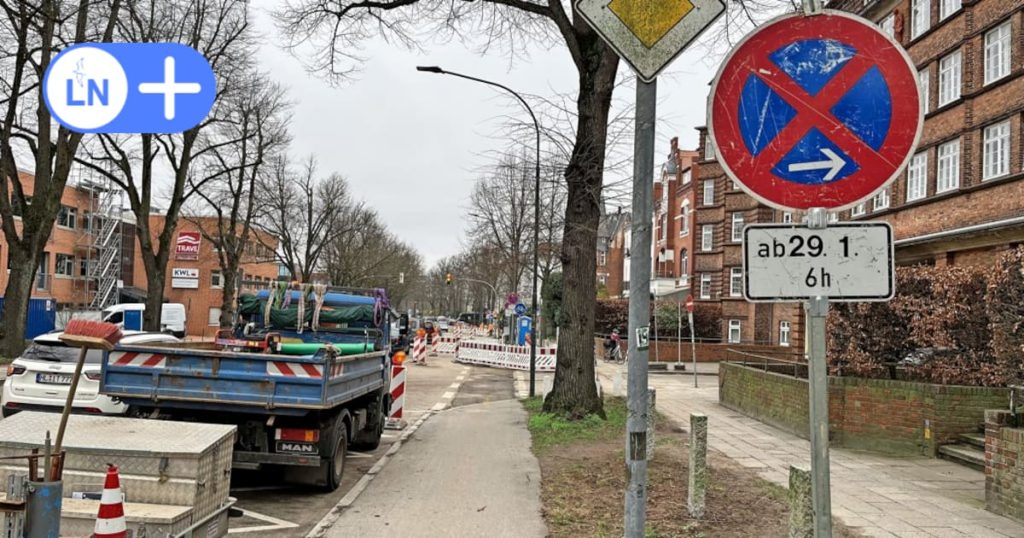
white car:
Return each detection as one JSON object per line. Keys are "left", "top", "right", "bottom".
{"left": 1, "top": 331, "right": 180, "bottom": 417}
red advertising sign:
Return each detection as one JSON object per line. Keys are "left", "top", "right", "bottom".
{"left": 175, "top": 232, "right": 201, "bottom": 260}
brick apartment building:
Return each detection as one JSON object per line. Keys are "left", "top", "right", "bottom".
{"left": 596, "top": 206, "right": 630, "bottom": 297}
{"left": 2, "top": 170, "right": 280, "bottom": 337}
{"left": 652, "top": 139, "right": 699, "bottom": 300}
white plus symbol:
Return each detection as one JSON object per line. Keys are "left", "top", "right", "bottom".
{"left": 138, "top": 56, "right": 202, "bottom": 120}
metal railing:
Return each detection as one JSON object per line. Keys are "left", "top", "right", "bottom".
{"left": 725, "top": 348, "right": 807, "bottom": 379}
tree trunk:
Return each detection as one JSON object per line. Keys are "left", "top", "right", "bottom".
{"left": 141, "top": 251, "right": 166, "bottom": 333}
{"left": 0, "top": 246, "right": 39, "bottom": 357}
{"left": 543, "top": 47, "right": 618, "bottom": 417}
{"left": 219, "top": 265, "right": 238, "bottom": 328}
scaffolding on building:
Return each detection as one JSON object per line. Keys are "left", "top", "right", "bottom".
{"left": 73, "top": 168, "right": 123, "bottom": 311}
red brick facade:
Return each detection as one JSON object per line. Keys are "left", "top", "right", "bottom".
{"left": 652, "top": 139, "right": 698, "bottom": 295}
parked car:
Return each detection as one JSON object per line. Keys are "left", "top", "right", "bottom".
{"left": 438, "top": 318, "right": 450, "bottom": 333}
{"left": 1, "top": 331, "right": 180, "bottom": 417}
{"left": 102, "top": 303, "right": 187, "bottom": 338}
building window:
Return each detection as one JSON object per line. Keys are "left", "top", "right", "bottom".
{"left": 682, "top": 170, "right": 691, "bottom": 185}
{"left": 985, "top": 22, "right": 1011, "bottom": 85}
{"left": 780, "top": 321, "right": 791, "bottom": 347}
{"left": 872, "top": 188, "right": 890, "bottom": 211}
{"left": 880, "top": 13, "right": 895, "bottom": 38}
{"left": 906, "top": 152, "right": 927, "bottom": 202}
{"left": 57, "top": 206, "right": 77, "bottom": 229}
{"left": 911, "top": 0, "right": 930, "bottom": 39}
{"left": 659, "top": 213, "right": 667, "bottom": 242}
{"left": 827, "top": 212, "right": 839, "bottom": 223}
{"left": 728, "top": 320, "right": 742, "bottom": 344}
{"left": 208, "top": 308, "right": 221, "bottom": 326}
{"left": 731, "top": 213, "right": 744, "bottom": 243}
{"left": 36, "top": 252, "right": 48, "bottom": 290}
{"left": 679, "top": 249, "right": 688, "bottom": 277}
{"left": 781, "top": 211, "right": 793, "bottom": 224}
{"left": 700, "top": 274, "right": 712, "bottom": 299}
{"left": 598, "top": 274, "right": 608, "bottom": 286}
{"left": 918, "top": 68, "right": 930, "bottom": 114}
{"left": 679, "top": 200, "right": 690, "bottom": 236}
{"left": 851, "top": 203, "right": 866, "bottom": 217}
{"left": 704, "top": 137, "right": 715, "bottom": 160}
{"left": 983, "top": 121, "right": 1010, "bottom": 180}
{"left": 701, "top": 225, "right": 714, "bottom": 252}
{"left": 597, "top": 251, "right": 607, "bottom": 266}
{"left": 938, "top": 50, "right": 961, "bottom": 106}
{"left": 79, "top": 258, "right": 89, "bottom": 277}
{"left": 702, "top": 179, "right": 715, "bottom": 206}
{"left": 730, "top": 267, "right": 742, "bottom": 297}
{"left": 937, "top": 140, "right": 960, "bottom": 193}
{"left": 211, "top": 270, "right": 223, "bottom": 288}
{"left": 55, "top": 253, "right": 74, "bottom": 277}
{"left": 939, "top": 0, "right": 961, "bottom": 20}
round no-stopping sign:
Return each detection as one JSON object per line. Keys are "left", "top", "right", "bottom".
{"left": 709, "top": 11, "right": 922, "bottom": 211}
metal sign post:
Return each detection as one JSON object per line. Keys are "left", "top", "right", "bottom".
{"left": 686, "top": 295, "right": 696, "bottom": 388}
{"left": 805, "top": 208, "right": 832, "bottom": 538}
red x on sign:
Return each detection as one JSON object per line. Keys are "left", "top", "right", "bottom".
{"left": 709, "top": 11, "right": 922, "bottom": 211}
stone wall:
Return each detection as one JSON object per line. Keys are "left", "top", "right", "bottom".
{"left": 720, "top": 363, "right": 1009, "bottom": 456}
{"left": 985, "top": 409, "right": 1024, "bottom": 522}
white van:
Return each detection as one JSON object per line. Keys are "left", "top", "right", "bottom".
{"left": 102, "top": 303, "right": 187, "bottom": 338}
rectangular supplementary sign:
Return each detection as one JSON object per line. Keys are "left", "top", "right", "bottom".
{"left": 743, "top": 223, "right": 894, "bottom": 302}
{"left": 171, "top": 267, "right": 199, "bottom": 289}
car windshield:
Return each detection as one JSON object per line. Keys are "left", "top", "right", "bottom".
{"left": 22, "top": 343, "right": 104, "bottom": 364}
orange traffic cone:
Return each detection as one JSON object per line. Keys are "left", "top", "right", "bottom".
{"left": 94, "top": 464, "right": 127, "bottom": 538}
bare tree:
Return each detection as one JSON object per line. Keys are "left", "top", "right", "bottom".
{"left": 79, "top": 0, "right": 254, "bottom": 331}
{"left": 0, "top": 0, "right": 121, "bottom": 356}
{"left": 256, "top": 155, "right": 363, "bottom": 282}
{"left": 188, "top": 71, "right": 290, "bottom": 328}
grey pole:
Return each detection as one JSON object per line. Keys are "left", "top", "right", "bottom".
{"left": 689, "top": 309, "right": 697, "bottom": 388}
{"left": 806, "top": 208, "right": 832, "bottom": 537}
{"left": 676, "top": 300, "right": 681, "bottom": 366}
{"left": 414, "top": 65, "right": 542, "bottom": 397}
{"left": 625, "top": 78, "right": 656, "bottom": 538}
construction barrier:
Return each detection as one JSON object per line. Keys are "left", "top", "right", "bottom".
{"left": 430, "top": 336, "right": 439, "bottom": 356}
{"left": 412, "top": 336, "right": 426, "bottom": 363}
{"left": 385, "top": 363, "right": 406, "bottom": 430}
{"left": 433, "top": 336, "right": 460, "bottom": 354}
{"left": 455, "top": 340, "right": 557, "bottom": 372}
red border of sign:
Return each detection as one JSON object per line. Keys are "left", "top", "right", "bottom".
{"left": 708, "top": 11, "right": 923, "bottom": 211}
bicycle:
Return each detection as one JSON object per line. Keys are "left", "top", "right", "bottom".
{"left": 603, "top": 344, "right": 625, "bottom": 364}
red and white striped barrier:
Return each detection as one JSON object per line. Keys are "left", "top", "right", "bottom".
{"left": 385, "top": 363, "right": 406, "bottom": 430}
{"left": 413, "top": 336, "right": 427, "bottom": 363}
{"left": 266, "top": 361, "right": 323, "bottom": 378}
{"left": 108, "top": 351, "right": 166, "bottom": 369}
{"left": 455, "top": 340, "right": 557, "bottom": 372}
{"left": 94, "top": 464, "right": 127, "bottom": 538}
{"left": 430, "top": 336, "right": 439, "bottom": 356}
{"left": 433, "top": 336, "right": 460, "bottom": 354}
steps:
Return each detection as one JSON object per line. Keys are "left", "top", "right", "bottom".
{"left": 938, "top": 432, "right": 986, "bottom": 472}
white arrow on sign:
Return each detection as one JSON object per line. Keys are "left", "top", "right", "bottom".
{"left": 787, "top": 148, "right": 846, "bottom": 181}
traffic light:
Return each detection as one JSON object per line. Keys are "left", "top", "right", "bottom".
{"left": 446, "top": 273, "right": 453, "bottom": 286}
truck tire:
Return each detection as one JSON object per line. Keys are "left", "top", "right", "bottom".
{"left": 321, "top": 419, "right": 348, "bottom": 492}
{"left": 350, "top": 389, "right": 386, "bottom": 451}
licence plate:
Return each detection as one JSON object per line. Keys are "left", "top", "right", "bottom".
{"left": 36, "top": 373, "right": 73, "bottom": 385}
{"left": 276, "top": 441, "right": 318, "bottom": 455}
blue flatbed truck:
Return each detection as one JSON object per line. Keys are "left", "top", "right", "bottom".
{"left": 99, "top": 287, "right": 402, "bottom": 491}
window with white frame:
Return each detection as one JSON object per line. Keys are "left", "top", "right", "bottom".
{"left": 679, "top": 249, "right": 688, "bottom": 277}
{"left": 851, "top": 203, "right": 866, "bottom": 217}
{"left": 57, "top": 206, "right": 77, "bottom": 229}
{"left": 937, "top": 140, "right": 960, "bottom": 193}
{"left": 208, "top": 308, "right": 222, "bottom": 326}
{"left": 211, "top": 270, "right": 223, "bottom": 288}
{"left": 701, "top": 225, "right": 714, "bottom": 252}
{"left": 911, "top": 0, "right": 930, "bottom": 39}
{"left": 597, "top": 251, "right": 607, "bottom": 266}
{"left": 704, "top": 137, "right": 715, "bottom": 160}
{"left": 906, "top": 152, "right": 928, "bottom": 202}
{"left": 682, "top": 170, "right": 691, "bottom": 184}
{"left": 728, "top": 320, "right": 742, "bottom": 344}
{"left": 659, "top": 213, "right": 667, "bottom": 242}
{"left": 700, "top": 273, "right": 712, "bottom": 299}
{"left": 55, "top": 254, "right": 74, "bottom": 277}
{"left": 940, "top": 0, "right": 961, "bottom": 20}
{"left": 731, "top": 213, "right": 744, "bottom": 242}
{"left": 880, "top": 13, "right": 895, "bottom": 37}
{"left": 983, "top": 121, "right": 1010, "bottom": 180}
{"left": 679, "top": 200, "right": 690, "bottom": 236}
{"left": 827, "top": 212, "right": 839, "bottom": 223}
{"left": 780, "top": 321, "right": 791, "bottom": 347}
{"left": 703, "top": 179, "right": 715, "bottom": 206}
{"left": 938, "top": 50, "right": 961, "bottom": 106}
{"left": 919, "top": 68, "right": 930, "bottom": 114}
{"left": 730, "top": 267, "right": 742, "bottom": 297}
{"left": 598, "top": 274, "right": 608, "bottom": 286}
{"left": 985, "top": 22, "right": 1011, "bottom": 85}
{"left": 782, "top": 211, "right": 793, "bottom": 224}
{"left": 873, "top": 188, "right": 890, "bottom": 211}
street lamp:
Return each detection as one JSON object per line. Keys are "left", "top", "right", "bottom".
{"left": 417, "top": 65, "right": 542, "bottom": 398}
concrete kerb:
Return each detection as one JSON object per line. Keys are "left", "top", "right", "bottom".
{"left": 304, "top": 408, "right": 442, "bottom": 538}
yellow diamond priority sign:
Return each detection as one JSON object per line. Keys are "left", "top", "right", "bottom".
{"left": 576, "top": 0, "right": 725, "bottom": 82}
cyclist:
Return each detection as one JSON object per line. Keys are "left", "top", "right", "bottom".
{"left": 603, "top": 329, "right": 623, "bottom": 362}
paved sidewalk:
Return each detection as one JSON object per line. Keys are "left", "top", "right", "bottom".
{"left": 327, "top": 398, "right": 547, "bottom": 537}
{"left": 596, "top": 361, "right": 1024, "bottom": 538}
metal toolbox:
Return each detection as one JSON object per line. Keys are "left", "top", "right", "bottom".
{"left": 0, "top": 412, "right": 235, "bottom": 524}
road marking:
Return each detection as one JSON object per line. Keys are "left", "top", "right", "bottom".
{"left": 449, "top": 382, "right": 461, "bottom": 389}
{"left": 228, "top": 509, "right": 299, "bottom": 534}
{"left": 442, "top": 391, "right": 455, "bottom": 399}
{"left": 455, "top": 375, "right": 466, "bottom": 381}
{"left": 346, "top": 451, "right": 374, "bottom": 459}
{"left": 431, "top": 402, "right": 446, "bottom": 411}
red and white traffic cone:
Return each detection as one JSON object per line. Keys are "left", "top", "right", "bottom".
{"left": 94, "top": 464, "right": 127, "bottom": 538}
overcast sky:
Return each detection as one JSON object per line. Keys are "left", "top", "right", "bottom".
{"left": 250, "top": 1, "right": 721, "bottom": 267}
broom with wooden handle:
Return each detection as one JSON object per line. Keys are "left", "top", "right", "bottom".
{"left": 51, "top": 319, "right": 122, "bottom": 479}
